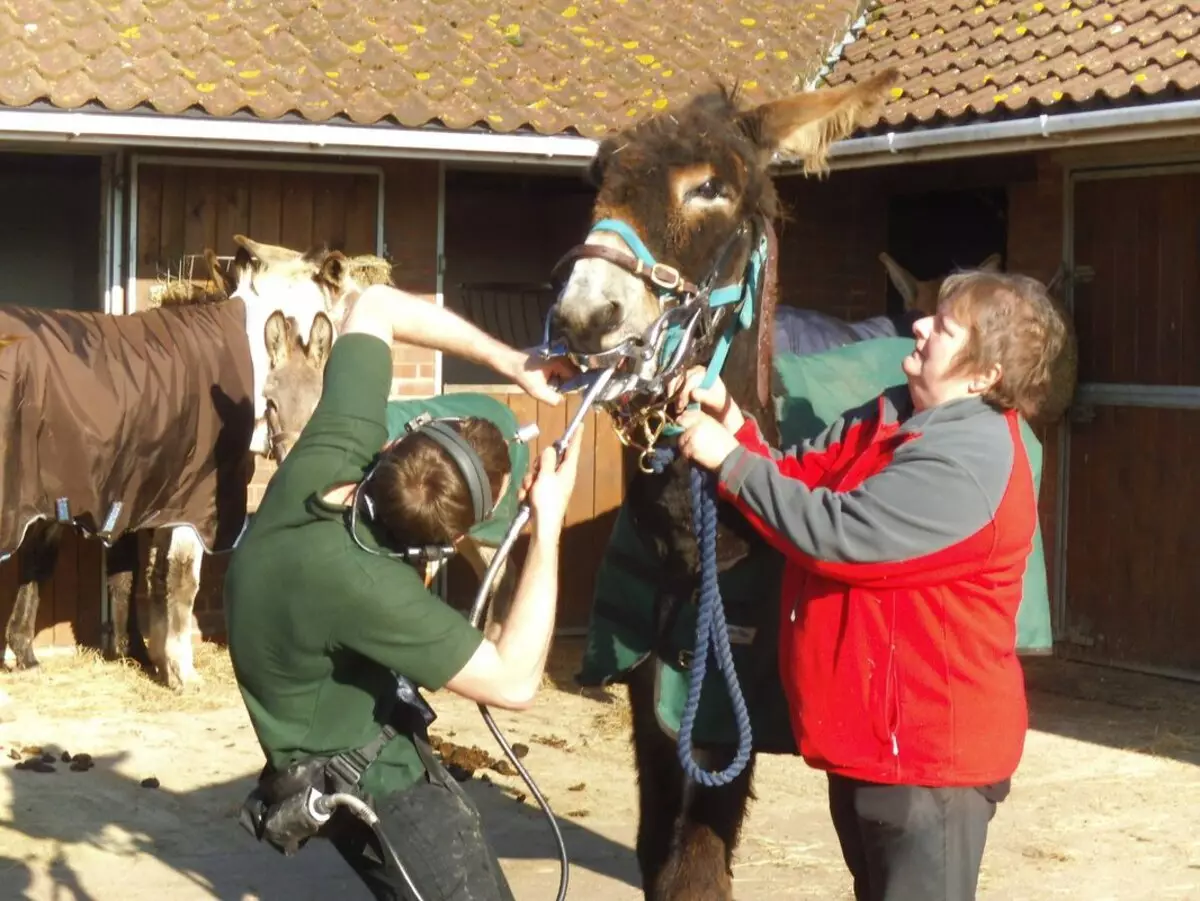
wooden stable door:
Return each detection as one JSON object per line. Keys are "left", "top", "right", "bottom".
{"left": 439, "top": 388, "right": 627, "bottom": 632}
{"left": 1063, "top": 168, "right": 1200, "bottom": 678}
{"left": 133, "top": 159, "right": 382, "bottom": 311}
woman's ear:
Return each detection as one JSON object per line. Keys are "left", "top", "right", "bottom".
{"left": 970, "top": 362, "right": 1003, "bottom": 395}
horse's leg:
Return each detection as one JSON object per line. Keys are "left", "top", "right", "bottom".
{"left": 103, "top": 531, "right": 139, "bottom": 660}
{"left": 627, "top": 658, "right": 689, "bottom": 901}
{"left": 5, "top": 521, "right": 63, "bottom": 671}
{"left": 148, "top": 527, "right": 204, "bottom": 691}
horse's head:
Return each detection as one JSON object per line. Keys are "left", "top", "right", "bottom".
{"left": 261, "top": 310, "right": 335, "bottom": 463}
{"left": 880, "top": 251, "right": 1004, "bottom": 316}
{"left": 552, "top": 70, "right": 899, "bottom": 391}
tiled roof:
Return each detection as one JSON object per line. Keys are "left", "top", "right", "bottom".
{"left": 0, "top": 0, "right": 865, "bottom": 138}
{"left": 824, "top": 0, "right": 1200, "bottom": 128}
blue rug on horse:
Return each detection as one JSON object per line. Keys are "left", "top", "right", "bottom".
{"left": 577, "top": 336, "right": 1053, "bottom": 755}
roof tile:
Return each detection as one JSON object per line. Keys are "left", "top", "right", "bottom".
{"left": 0, "top": 0, "right": 866, "bottom": 135}
{"left": 829, "top": 0, "right": 1200, "bottom": 126}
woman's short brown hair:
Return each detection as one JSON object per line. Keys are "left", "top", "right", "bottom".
{"left": 370, "top": 417, "right": 511, "bottom": 548}
{"left": 940, "top": 269, "right": 1078, "bottom": 423}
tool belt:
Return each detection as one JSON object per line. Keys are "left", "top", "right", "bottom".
{"left": 238, "top": 674, "right": 443, "bottom": 856}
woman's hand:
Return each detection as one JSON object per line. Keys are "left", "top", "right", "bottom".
{"left": 676, "top": 409, "right": 740, "bottom": 471}
{"left": 502, "top": 350, "right": 579, "bottom": 407}
{"left": 670, "top": 366, "right": 745, "bottom": 434}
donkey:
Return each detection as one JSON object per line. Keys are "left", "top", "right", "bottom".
{"left": 550, "top": 70, "right": 900, "bottom": 899}
{"left": 0, "top": 235, "right": 360, "bottom": 691}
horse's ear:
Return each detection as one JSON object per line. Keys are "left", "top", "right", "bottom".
{"left": 978, "top": 252, "right": 1004, "bottom": 272}
{"left": 234, "top": 234, "right": 302, "bottom": 265}
{"left": 205, "top": 249, "right": 236, "bottom": 297}
{"left": 264, "top": 310, "right": 291, "bottom": 370}
{"left": 879, "top": 252, "right": 920, "bottom": 309}
{"left": 738, "top": 68, "right": 899, "bottom": 173}
{"left": 308, "top": 313, "right": 334, "bottom": 370}
{"left": 318, "top": 251, "right": 349, "bottom": 291}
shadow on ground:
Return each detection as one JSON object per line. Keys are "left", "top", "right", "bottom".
{"left": 1, "top": 747, "right": 639, "bottom": 900}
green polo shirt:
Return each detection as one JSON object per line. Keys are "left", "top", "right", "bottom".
{"left": 224, "top": 333, "right": 483, "bottom": 798}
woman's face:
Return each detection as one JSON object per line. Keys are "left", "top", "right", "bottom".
{"left": 903, "top": 303, "right": 993, "bottom": 411}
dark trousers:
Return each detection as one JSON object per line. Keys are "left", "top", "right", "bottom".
{"left": 827, "top": 773, "right": 1001, "bottom": 901}
{"left": 328, "top": 755, "right": 516, "bottom": 901}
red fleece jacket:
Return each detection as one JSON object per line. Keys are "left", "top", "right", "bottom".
{"left": 716, "top": 388, "right": 1035, "bottom": 787}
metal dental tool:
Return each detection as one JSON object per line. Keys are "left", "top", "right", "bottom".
{"left": 464, "top": 362, "right": 617, "bottom": 901}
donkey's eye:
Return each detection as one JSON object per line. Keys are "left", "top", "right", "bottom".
{"left": 689, "top": 179, "right": 726, "bottom": 201}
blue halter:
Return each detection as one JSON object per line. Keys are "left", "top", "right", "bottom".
{"left": 586, "top": 218, "right": 767, "bottom": 416}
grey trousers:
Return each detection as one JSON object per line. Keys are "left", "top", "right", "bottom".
{"left": 828, "top": 773, "right": 1003, "bottom": 901}
{"left": 328, "top": 756, "right": 516, "bottom": 901}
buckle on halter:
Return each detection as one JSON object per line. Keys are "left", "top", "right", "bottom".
{"left": 649, "top": 263, "right": 683, "bottom": 291}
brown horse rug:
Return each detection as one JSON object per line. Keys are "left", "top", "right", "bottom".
{"left": 0, "top": 299, "right": 255, "bottom": 559}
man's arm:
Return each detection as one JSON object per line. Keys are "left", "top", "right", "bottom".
{"left": 342, "top": 284, "right": 571, "bottom": 406}
{"left": 442, "top": 435, "right": 581, "bottom": 709}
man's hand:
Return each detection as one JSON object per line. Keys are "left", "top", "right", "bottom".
{"left": 520, "top": 425, "right": 584, "bottom": 536}
{"left": 670, "top": 366, "right": 745, "bottom": 434}
{"left": 503, "top": 351, "right": 579, "bottom": 407}
{"left": 676, "top": 409, "right": 740, "bottom": 471}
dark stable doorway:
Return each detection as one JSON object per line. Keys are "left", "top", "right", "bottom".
{"left": 884, "top": 187, "right": 1009, "bottom": 316}
{"left": 0, "top": 153, "right": 102, "bottom": 312}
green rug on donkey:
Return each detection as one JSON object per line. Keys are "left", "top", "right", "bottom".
{"left": 577, "top": 336, "right": 1053, "bottom": 756}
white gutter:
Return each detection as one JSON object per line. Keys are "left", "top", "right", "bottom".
{"left": 822, "top": 99, "right": 1200, "bottom": 170}
{"left": 0, "top": 108, "right": 600, "bottom": 166}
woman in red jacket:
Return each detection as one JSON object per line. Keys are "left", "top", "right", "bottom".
{"left": 673, "top": 270, "right": 1073, "bottom": 901}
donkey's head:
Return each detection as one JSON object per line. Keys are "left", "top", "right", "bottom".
{"left": 553, "top": 70, "right": 899, "bottom": 364}
{"left": 228, "top": 235, "right": 360, "bottom": 458}
{"left": 261, "top": 310, "right": 335, "bottom": 463}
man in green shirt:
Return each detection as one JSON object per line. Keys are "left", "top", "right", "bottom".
{"left": 225, "top": 281, "right": 581, "bottom": 900}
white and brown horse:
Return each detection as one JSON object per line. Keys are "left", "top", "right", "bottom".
{"left": 0, "top": 235, "right": 366, "bottom": 690}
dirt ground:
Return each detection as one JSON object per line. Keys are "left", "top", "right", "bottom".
{"left": 0, "top": 639, "right": 1198, "bottom": 901}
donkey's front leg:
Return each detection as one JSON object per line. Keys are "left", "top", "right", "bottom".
{"left": 147, "top": 527, "right": 204, "bottom": 691}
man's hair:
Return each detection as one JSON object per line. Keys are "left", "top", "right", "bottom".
{"left": 370, "top": 417, "right": 511, "bottom": 548}
{"left": 940, "top": 269, "right": 1078, "bottom": 423}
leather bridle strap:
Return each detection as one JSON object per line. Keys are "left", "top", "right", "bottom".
{"left": 551, "top": 244, "right": 701, "bottom": 298}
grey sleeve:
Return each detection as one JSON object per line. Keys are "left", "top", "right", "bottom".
{"left": 719, "top": 416, "right": 1013, "bottom": 569}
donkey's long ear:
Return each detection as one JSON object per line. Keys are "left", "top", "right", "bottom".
{"left": 740, "top": 68, "right": 899, "bottom": 174}
{"left": 264, "top": 310, "right": 291, "bottom": 370}
{"left": 880, "top": 252, "right": 920, "bottom": 309}
{"left": 307, "top": 312, "right": 334, "bottom": 371}
{"left": 234, "top": 234, "right": 303, "bottom": 265}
